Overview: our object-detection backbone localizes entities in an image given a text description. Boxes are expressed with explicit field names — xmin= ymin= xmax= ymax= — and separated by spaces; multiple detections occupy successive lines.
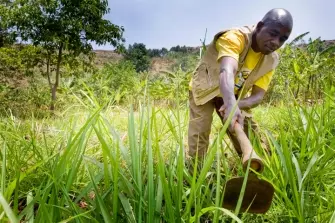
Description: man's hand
xmin=238 ymin=85 xmax=266 ymax=110
xmin=219 ymin=103 xmax=244 ymax=132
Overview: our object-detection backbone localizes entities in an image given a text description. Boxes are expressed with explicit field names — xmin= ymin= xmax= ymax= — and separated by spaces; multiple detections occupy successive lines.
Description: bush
xmin=72 ymin=60 xmax=141 ymax=106
xmin=0 ymin=80 xmax=52 ymax=118
xmin=0 ymin=45 xmax=43 ymax=77
xmin=124 ymin=43 xmax=150 ymax=72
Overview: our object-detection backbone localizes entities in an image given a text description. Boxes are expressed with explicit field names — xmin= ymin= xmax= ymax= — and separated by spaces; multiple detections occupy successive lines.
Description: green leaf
xmin=293 ymin=61 xmax=301 ymax=74
xmin=329 ymin=209 xmax=335 ymax=223
xmin=189 ymin=207 xmax=242 ymax=223
xmin=300 ymin=153 xmax=318 ymax=191
xmin=26 ymin=192 xmax=34 ymax=223
xmin=86 ymin=167 xmax=113 ymax=223
xmin=119 ymin=193 xmax=136 ymax=223
xmin=0 ymin=192 xmax=19 ymax=223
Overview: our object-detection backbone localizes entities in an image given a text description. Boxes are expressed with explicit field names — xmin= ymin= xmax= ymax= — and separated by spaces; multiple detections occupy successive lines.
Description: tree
xmin=147 ymin=47 xmax=169 ymax=58
xmin=148 ymin=48 xmax=161 ymax=58
xmin=0 ymin=0 xmax=16 ymax=47
xmin=160 ymin=47 xmax=168 ymax=57
xmin=170 ymin=45 xmax=193 ymax=54
xmin=124 ymin=43 xmax=150 ymax=72
xmin=10 ymin=0 xmax=124 ymax=110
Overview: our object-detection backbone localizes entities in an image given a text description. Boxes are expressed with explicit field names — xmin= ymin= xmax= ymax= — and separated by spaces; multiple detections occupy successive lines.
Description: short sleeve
xmin=215 ymin=30 xmax=245 ymax=62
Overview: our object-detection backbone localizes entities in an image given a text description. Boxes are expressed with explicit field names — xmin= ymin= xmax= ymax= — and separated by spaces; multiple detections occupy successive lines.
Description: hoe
xmin=222 ymin=123 xmax=274 ymax=214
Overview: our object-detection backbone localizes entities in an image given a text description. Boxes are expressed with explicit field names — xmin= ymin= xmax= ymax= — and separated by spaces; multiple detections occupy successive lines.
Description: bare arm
xmin=218 ymin=57 xmax=244 ymax=130
xmin=238 ymin=85 xmax=266 ymax=110
xmin=219 ymin=57 xmax=238 ymax=105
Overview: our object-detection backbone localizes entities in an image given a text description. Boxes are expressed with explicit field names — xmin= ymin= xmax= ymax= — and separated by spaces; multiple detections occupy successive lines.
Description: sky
xmin=93 ymin=0 xmax=334 ymax=50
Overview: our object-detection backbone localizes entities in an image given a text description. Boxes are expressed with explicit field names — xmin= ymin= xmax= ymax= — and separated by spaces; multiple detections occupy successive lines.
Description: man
xmin=188 ymin=8 xmax=293 ymax=161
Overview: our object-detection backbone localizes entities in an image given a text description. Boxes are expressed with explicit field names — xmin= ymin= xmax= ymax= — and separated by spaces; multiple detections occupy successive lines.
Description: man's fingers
xmin=219 ymin=105 xmax=226 ymax=112
xmin=229 ymin=116 xmax=237 ymax=132
xmin=220 ymin=111 xmax=225 ymax=117
xmin=238 ymin=115 xmax=244 ymax=129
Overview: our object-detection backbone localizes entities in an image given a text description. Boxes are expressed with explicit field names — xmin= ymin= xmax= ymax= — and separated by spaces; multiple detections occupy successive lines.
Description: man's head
xmin=252 ymin=8 xmax=293 ymax=55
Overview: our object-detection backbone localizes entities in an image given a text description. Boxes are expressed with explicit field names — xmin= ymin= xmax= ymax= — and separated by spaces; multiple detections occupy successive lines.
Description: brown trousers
xmin=187 ymin=90 xmax=261 ymax=158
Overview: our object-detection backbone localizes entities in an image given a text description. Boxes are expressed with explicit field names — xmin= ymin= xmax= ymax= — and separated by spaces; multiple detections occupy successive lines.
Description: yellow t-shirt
xmin=189 ymin=30 xmax=274 ymax=96
xmin=216 ymin=30 xmax=274 ymax=95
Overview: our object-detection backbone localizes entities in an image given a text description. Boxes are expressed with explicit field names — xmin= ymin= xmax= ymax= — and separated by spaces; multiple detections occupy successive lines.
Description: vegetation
xmin=0 ymin=2 xmax=335 ymax=221
xmin=0 ymin=78 xmax=334 ymax=223
xmin=4 ymin=0 xmax=124 ymax=110
xmin=148 ymin=47 xmax=168 ymax=58
xmin=266 ymin=32 xmax=335 ymax=104
xmin=124 ymin=43 xmax=150 ymax=73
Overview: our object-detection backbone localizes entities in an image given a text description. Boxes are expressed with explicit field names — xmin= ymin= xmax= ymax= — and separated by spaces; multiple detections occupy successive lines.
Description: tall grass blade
xmin=155 ymin=177 xmax=163 ymax=222
xmin=119 ymin=193 xmax=136 ymax=223
xmin=1 ymin=142 xmax=6 ymax=195
xmin=147 ymin=105 xmax=155 ymax=222
xmin=112 ymin=137 xmax=120 ymax=223
xmin=0 ymin=192 xmax=19 ymax=223
xmin=292 ymin=154 xmax=302 ymax=190
xmin=190 ymin=207 xmax=241 ymax=223
xmin=300 ymin=152 xmax=318 ymax=191
xmin=58 ymin=210 xmax=96 ymax=223
xmin=128 ymin=106 xmax=139 ymax=187
xmin=86 ymin=167 xmax=113 ymax=223
xmin=157 ymin=148 xmax=175 ymax=222
xmin=329 ymin=210 xmax=335 ymax=223
xmin=234 ymin=152 xmax=252 ymax=216
xmin=152 ymin=107 xmax=163 ymax=223
xmin=26 ymin=191 xmax=34 ymax=223
xmin=213 ymin=145 xmax=221 ymax=223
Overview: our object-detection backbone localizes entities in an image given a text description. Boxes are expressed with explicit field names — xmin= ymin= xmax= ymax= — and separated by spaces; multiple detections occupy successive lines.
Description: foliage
xmin=170 ymin=45 xmax=196 ymax=54
xmin=265 ymin=34 xmax=335 ymax=105
xmin=0 ymin=0 xmax=17 ymax=47
xmin=87 ymin=60 xmax=141 ymax=105
xmin=0 ymin=45 xmax=96 ymax=118
xmin=0 ymin=78 xmax=52 ymax=118
xmin=6 ymin=0 xmax=124 ymax=110
xmin=0 ymin=86 xmax=334 ymax=222
xmin=0 ymin=23 xmax=335 ymax=221
xmin=0 ymin=45 xmax=42 ymax=77
xmin=148 ymin=47 xmax=168 ymax=57
xmin=124 ymin=43 xmax=150 ymax=72
xmin=170 ymin=53 xmax=198 ymax=72
xmin=148 ymin=67 xmax=191 ymax=104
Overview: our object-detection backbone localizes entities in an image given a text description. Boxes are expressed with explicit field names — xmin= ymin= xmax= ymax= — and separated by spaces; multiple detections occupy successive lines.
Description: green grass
xmin=0 ymin=89 xmax=334 ymax=222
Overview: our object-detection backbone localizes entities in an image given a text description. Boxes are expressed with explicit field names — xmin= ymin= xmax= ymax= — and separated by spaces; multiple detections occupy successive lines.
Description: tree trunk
xmin=0 ymin=36 xmax=3 ymax=48
xmin=46 ymin=55 xmax=52 ymax=88
xmin=50 ymin=43 xmax=63 ymax=111
xmin=0 ymin=26 xmax=3 ymax=48
xmin=50 ymin=86 xmax=57 ymax=110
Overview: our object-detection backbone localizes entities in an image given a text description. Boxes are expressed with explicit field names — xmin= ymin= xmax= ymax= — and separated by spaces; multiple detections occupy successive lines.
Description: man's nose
xmin=271 ymin=38 xmax=280 ymax=48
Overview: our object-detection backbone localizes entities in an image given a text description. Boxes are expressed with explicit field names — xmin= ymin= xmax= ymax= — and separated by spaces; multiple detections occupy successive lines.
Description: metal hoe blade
xmin=222 ymin=175 xmax=274 ymax=214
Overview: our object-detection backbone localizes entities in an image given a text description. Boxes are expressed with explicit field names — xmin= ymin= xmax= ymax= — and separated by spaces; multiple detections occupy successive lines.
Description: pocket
xmin=192 ymin=62 xmax=210 ymax=91
xmin=207 ymin=65 xmax=220 ymax=87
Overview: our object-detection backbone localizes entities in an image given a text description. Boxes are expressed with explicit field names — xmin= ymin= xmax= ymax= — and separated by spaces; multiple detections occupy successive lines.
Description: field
xmin=0 ymin=86 xmax=335 ymax=222
xmin=1 ymin=10 xmax=335 ymax=221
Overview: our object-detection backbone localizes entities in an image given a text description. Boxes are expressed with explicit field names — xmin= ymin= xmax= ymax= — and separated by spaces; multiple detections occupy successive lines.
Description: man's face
xmin=255 ymin=22 xmax=292 ymax=55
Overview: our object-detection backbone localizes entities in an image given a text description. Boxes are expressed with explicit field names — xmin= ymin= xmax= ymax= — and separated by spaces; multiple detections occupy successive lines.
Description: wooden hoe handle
xmin=234 ymin=123 xmax=264 ymax=173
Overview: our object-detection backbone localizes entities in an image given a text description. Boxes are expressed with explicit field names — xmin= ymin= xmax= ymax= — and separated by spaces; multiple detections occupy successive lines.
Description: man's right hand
xmin=219 ymin=102 xmax=244 ymax=133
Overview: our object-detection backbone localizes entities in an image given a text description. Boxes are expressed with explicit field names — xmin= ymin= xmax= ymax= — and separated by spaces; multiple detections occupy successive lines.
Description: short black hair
xmin=261 ymin=8 xmax=293 ymax=30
